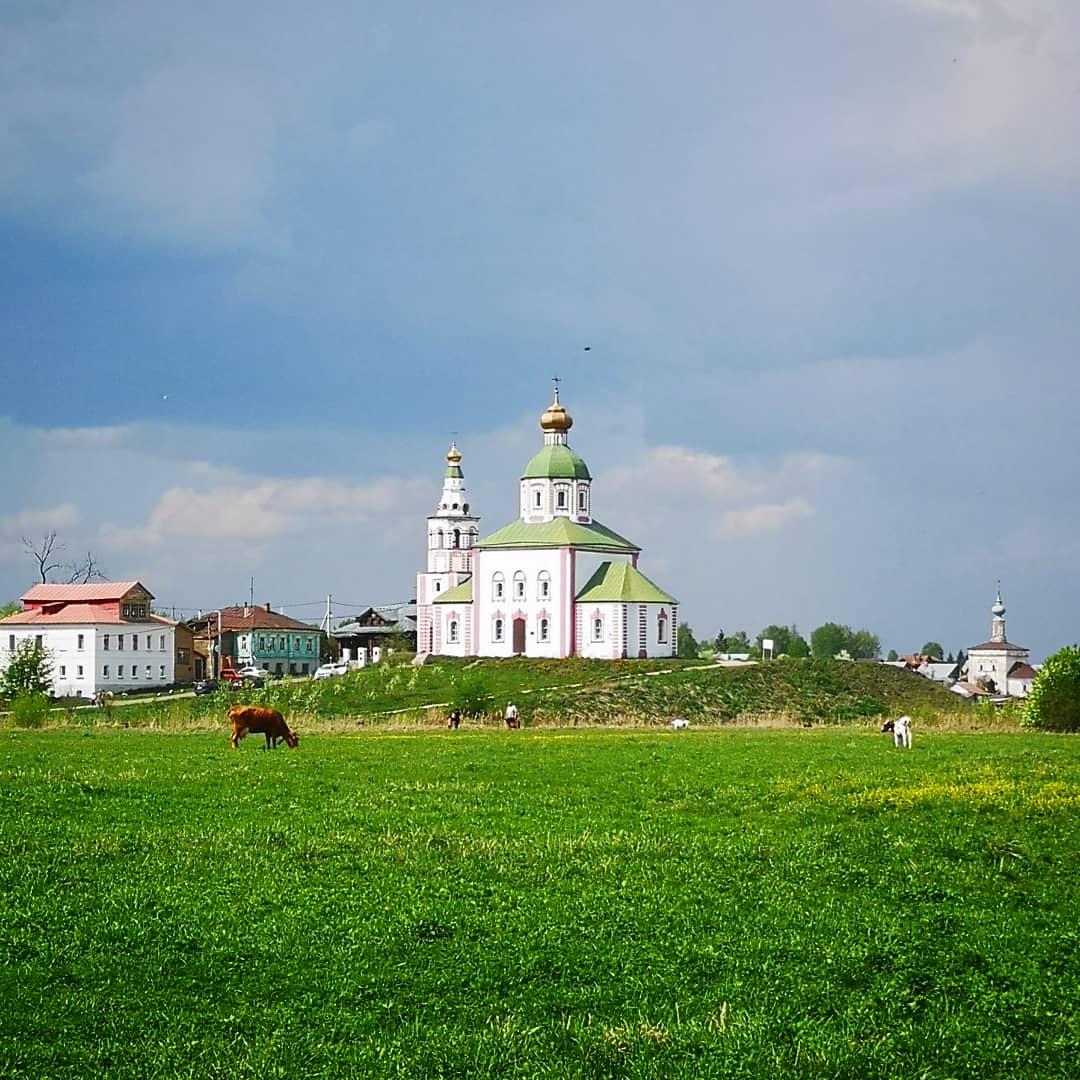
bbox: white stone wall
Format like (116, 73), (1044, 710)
(436, 605), (472, 657)
(578, 602), (624, 659)
(474, 547), (568, 658)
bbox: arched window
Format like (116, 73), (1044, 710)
(492, 573), (505, 600)
(434, 529), (444, 548)
(452, 529), (461, 549)
(538, 617), (550, 642)
(493, 618), (504, 642)
(578, 489), (588, 512)
(538, 571), (551, 600)
(592, 617), (604, 642)
(556, 489), (566, 509)
(657, 612), (668, 643)
(534, 489), (542, 508)
(448, 620), (459, 643)
(434, 581), (442, 594)
(513, 572), (526, 600)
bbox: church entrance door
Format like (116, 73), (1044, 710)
(512, 617), (526, 655)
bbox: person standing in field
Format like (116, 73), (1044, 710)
(447, 709), (462, 730)
(504, 702), (520, 729)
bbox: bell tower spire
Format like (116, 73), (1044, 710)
(990, 581), (1007, 643)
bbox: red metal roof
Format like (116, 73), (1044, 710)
(0, 602), (131, 626)
(20, 581), (148, 603)
(969, 640), (1028, 652)
(196, 605), (320, 633)
(1008, 662), (1038, 680)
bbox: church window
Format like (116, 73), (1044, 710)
(539, 618), (550, 642)
(435, 530), (443, 548)
(513, 572), (526, 600)
(592, 617), (604, 642)
(493, 574), (504, 600)
(434, 582), (441, 593)
(493, 618), (504, 642)
(579, 489), (588, 511)
(452, 529), (461, 549)
(556, 489), (566, 509)
(534, 489), (542, 508)
(658, 613), (668, 643)
(448, 620), (459, 644)
(538, 572), (550, 599)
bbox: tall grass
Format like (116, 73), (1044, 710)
(1, 728), (1077, 1078)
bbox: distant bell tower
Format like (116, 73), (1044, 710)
(415, 443), (480, 653)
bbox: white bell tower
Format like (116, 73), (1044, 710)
(416, 443), (480, 653)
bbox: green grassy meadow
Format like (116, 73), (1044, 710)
(2, 728), (1078, 1078)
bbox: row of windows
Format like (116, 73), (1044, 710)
(253, 635), (315, 653)
(103, 633), (168, 651)
(492, 571), (551, 601)
(8, 633), (171, 653)
(445, 612), (668, 647)
(527, 487), (589, 512)
(121, 603), (148, 618)
(432, 528), (478, 550)
(54, 664), (169, 680)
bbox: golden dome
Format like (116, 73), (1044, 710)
(539, 387), (573, 432)
(446, 442), (462, 464)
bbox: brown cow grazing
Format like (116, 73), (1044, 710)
(228, 705), (299, 750)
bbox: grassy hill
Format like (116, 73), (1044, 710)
(52, 657), (997, 732)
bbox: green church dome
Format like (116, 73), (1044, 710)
(521, 444), (592, 481)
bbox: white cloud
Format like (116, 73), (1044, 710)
(718, 499), (814, 538)
(101, 474), (427, 549)
(0, 504), (80, 536)
(600, 446), (843, 541)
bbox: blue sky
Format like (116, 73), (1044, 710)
(2, 0), (1078, 658)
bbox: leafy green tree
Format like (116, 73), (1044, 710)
(1, 639), (53, 698)
(755, 625), (792, 657)
(1022, 645), (1080, 732)
(921, 642), (945, 660)
(676, 622), (699, 659)
(849, 629), (881, 660)
(0, 601), (20, 619)
(886, 649), (899, 662)
(811, 623), (848, 660)
(787, 634), (810, 658)
(721, 630), (752, 654)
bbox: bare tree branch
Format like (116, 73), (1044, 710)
(66, 552), (107, 584)
(21, 532), (64, 584)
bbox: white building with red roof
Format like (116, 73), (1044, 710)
(0, 581), (176, 698)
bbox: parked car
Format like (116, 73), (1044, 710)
(236, 665), (268, 688)
(193, 679), (219, 696)
(313, 662), (349, 680)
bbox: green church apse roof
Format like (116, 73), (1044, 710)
(574, 561), (678, 605)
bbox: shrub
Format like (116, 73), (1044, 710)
(10, 692), (51, 729)
(1022, 645), (1080, 732)
(449, 671), (491, 718)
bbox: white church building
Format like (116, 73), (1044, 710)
(960, 587), (1037, 698)
(415, 386), (678, 660)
